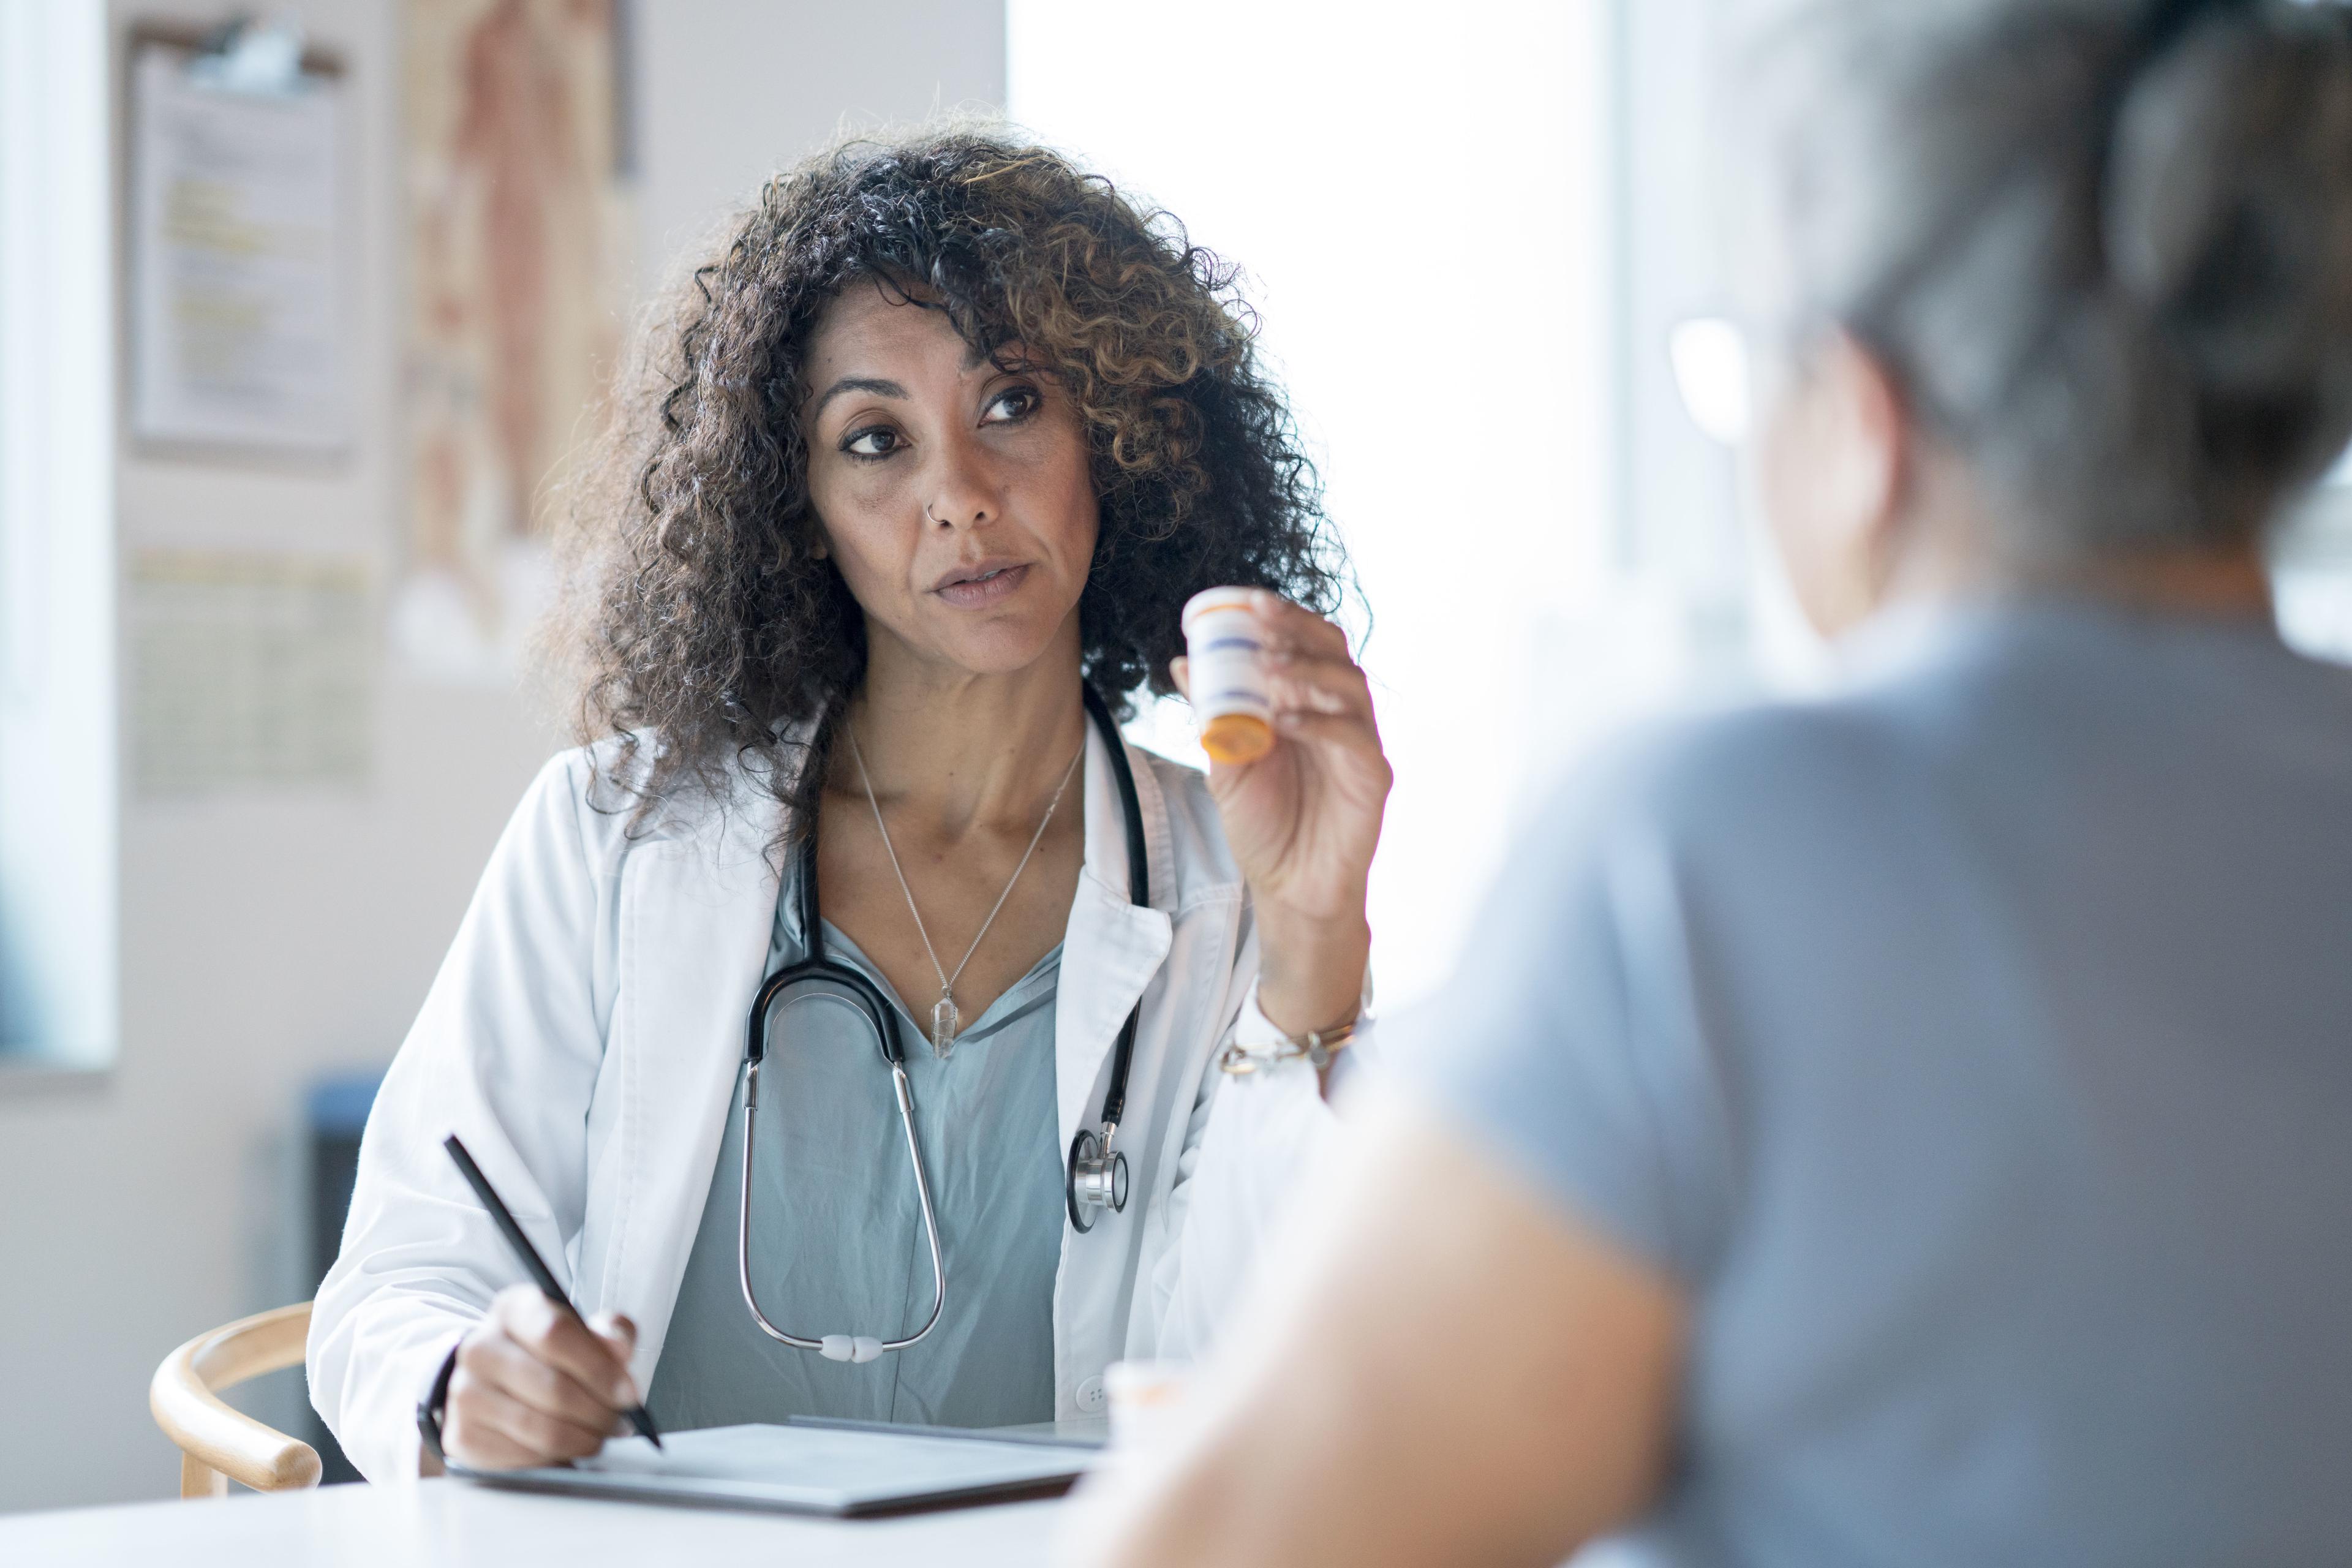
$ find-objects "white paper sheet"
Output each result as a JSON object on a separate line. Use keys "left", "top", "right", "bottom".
{"left": 129, "top": 551, "right": 373, "bottom": 799}
{"left": 461, "top": 1422, "right": 1095, "bottom": 1517}
{"left": 129, "top": 47, "right": 350, "bottom": 453}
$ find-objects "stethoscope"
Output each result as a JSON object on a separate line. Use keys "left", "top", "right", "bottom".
{"left": 735, "top": 684, "right": 1149, "bottom": 1363}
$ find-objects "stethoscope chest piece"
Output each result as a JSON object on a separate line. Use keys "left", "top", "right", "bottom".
{"left": 1065, "top": 1125, "right": 1129, "bottom": 1233}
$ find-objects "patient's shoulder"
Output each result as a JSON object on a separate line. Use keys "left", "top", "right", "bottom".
{"left": 1550, "top": 692, "right": 1928, "bottom": 870}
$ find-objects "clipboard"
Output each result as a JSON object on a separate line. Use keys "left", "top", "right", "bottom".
{"left": 124, "top": 19, "right": 352, "bottom": 458}
{"left": 448, "top": 1419, "right": 1102, "bottom": 1518}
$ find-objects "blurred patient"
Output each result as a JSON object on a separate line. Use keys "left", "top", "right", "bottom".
{"left": 1088, "top": 1, "right": 2352, "bottom": 1563}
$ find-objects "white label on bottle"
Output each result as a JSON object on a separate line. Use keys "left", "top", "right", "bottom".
{"left": 1183, "top": 603, "right": 1271, "bottom": 725}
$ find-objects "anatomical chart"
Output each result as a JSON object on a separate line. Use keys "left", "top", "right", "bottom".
{"left": 396, "top": 0, "right": 631, "bottom": 681}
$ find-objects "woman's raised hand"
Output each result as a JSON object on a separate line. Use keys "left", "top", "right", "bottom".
{"left": 439, "top": 1284, "right": 641, "bottom": 1471}
{"left": 1175, "top": 591, "right": 1389, "bottom": 1039}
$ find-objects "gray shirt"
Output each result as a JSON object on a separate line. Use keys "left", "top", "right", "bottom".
{"left": 1392, "top": 600, "right": 2352, "bottom": 1566}
{"left": 647, "top": 853, "right": 1065, "bottom": 1432}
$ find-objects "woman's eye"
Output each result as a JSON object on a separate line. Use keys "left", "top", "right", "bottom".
{"left": 842, "top": 425, "right": 900, "bottom": 458}
{"left": 983, "top": 386, "right": 1041, "bottom": 424}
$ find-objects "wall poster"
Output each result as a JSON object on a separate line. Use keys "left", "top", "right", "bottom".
{"left": 128, "top": 25, "right": 351, "bottom": 454}
{"left": 396, "top": 0, "right": 633, "bottom": 682}
{"left": 129, "top": 550, "right": 373, "bottom": 799}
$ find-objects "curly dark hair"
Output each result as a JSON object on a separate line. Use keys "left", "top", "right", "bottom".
{"left": 557, "top": 124, "right": 1348, "bottom": 830}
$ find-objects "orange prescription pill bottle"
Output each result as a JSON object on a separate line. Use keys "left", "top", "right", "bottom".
{"left": 1181, "top": 587, "right": 1275, "bottom": 766}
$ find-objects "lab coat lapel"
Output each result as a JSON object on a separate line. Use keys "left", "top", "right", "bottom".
{"left": 587, "top": 774, "right": 787, "bottom": 1374}
{"left": 1054, "top": 720, "right": 1174, "bottom": 1148}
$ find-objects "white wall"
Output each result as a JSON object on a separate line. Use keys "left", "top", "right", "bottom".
{"left": 635, "top": 0, "right": 1007, "bottom": 289}
{"left": 0, "top": 0, "right": 1002, "bottom": 1517}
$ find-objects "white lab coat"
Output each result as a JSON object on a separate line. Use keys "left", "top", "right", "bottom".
{"left": 308, "top": 720, "right": 1341, "bottom": 1481}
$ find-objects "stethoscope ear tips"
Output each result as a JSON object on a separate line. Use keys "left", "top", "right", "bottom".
{"left": 820, "top": 1335, "right": 885, "bottom": 1363}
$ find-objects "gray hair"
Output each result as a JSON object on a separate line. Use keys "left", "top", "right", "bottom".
{"left": 1747, "top": 0, "right": 2352, "bottom": 558}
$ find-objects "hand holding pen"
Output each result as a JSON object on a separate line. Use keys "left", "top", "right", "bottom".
{"left": 437, "top": 1135, "right": 662, "bottom": 1469}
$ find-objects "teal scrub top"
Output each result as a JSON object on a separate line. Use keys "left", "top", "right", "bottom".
{"left": 646, "top": 850, "right": 1066, "bottom": 1431}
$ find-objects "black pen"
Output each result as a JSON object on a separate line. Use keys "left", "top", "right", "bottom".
{"left": 441, "top": 1133, "right": 664, "bottom": 1449}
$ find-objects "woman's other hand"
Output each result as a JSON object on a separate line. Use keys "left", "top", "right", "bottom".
{"left": 439, "top": 1284, "right": 641, "bottom": 1471}
{"left": 1174, "top": 590, "right": 1389, "bottom": 1038}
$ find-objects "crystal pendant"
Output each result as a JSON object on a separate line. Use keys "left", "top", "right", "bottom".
{"left": 930, "top": 992, "right": 960, "bottom": 1056}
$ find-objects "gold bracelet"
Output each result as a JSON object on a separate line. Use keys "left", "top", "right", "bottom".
{"left": 1218, "top": 1014, "right": 1359, "bottom": 1076}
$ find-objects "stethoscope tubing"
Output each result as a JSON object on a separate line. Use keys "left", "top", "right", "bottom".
{"left": 734, "top": 685, "right": 1148, "bottom": 1356}
{"left": 1065, "top": 684, "right": 1148, "bottom": 1233}
{"left": 737, "top": 1052, "right": 947, "bottom": 1355}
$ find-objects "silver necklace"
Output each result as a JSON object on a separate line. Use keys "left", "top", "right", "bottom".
{"left": 846, "top": 723, "right": 1085, "bottom": 1055}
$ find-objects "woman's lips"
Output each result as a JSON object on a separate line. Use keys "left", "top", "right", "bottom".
{"left": 933, "top": 562, "right": 1031, "bottom": 609}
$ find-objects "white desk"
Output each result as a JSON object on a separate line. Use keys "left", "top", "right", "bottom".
{"left": 0, "top": 1477, "right": 1065, "bottom": 1566}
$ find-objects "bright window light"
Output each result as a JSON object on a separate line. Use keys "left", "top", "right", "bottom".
{"left": 0, "top": 0, "right": 116, "bottom": 1068}
{"left": 1669, "top": 315, "right": 1751, "bottom": 447}
{"left": 1011, "top": 0, "right": 1613, "bottom": 1008}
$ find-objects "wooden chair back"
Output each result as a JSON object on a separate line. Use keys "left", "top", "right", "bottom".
{"left": 149, "top": 1302, "right": 324, "bottom": 1497}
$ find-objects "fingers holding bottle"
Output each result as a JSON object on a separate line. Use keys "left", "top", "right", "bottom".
{"left": 1179, "top": 589, "right": 1390, "bottom": 881}
{"left": 1178, "top": 588, "right": 1389, "bottom": 1038}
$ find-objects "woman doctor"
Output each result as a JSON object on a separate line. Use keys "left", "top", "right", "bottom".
{"left": 306, "top": 128, "right": 1387, "bottom": 1478}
